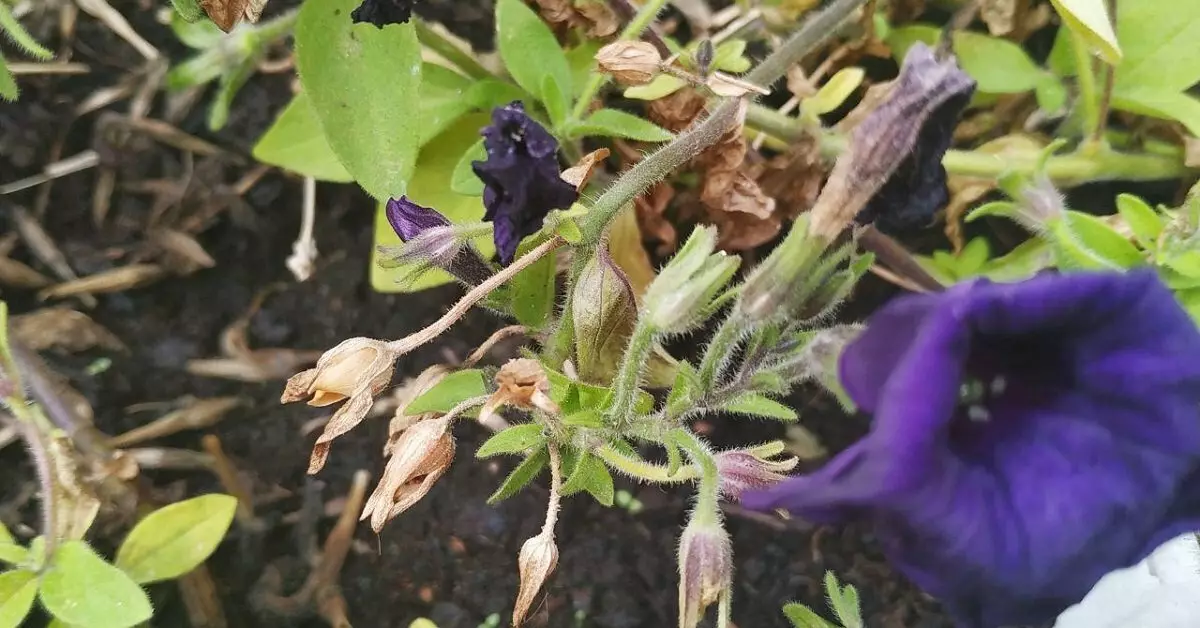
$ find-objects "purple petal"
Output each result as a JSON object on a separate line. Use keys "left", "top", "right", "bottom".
{"left": 385, "top": 196, "right": 450, "bottom": 242}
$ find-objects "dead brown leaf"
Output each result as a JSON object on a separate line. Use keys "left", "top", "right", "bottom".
{"left": 110, "top": 396, "right": 247, "bottom": 448}
{"left": 980, "top": 0, "right": 1017, "bottom": 36}
{"left": 561, "top": 148, "right": 610, "bottom": 191}
{"left": 607, "top": 204, "right": 657, "bottom": 298}
{"left": 755, "top": 134, "right": 828, "bottom": 220}
{"left": 531, "top": 0, "right": 617, "bottom": 38}
{"left": 634, "top": 181, "right": 678, "bottom": 256}
{"left": 0, "top": 256, "right": 53, "bottom": 289}
{"left": 11, "top": 307, "right": 126, "bottom": 353}
{"left": 148, "top": 229, "right": 216, "bottom": 274}
{"left": 200, "top": 0, "right": 268, "bottom": 32}
{"left": 38, "top": 264, "right": 167, "bottom": 301}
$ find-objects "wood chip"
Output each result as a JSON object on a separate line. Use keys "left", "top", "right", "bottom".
{"left": 38, "top": 264, "right": 167, "bottom": 300}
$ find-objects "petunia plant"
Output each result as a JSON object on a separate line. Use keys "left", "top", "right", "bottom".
{"left": 168, "top": 0, "right": 1200, "bottom": 626}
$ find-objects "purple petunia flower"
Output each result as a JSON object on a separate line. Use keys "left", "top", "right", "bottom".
{"left": 384, "top": 196, "right": 493, "bottom": 286}
{"left": 472, "top": 102, "right": 578, "bottom": 265}
{"left": 742, "top": 270, "right": 1200, "bottom": 628}
{"left": 351, "top": 0, "right": 415, "bottom": 28}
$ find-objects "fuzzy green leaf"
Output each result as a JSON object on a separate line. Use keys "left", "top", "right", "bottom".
{"left": 507, "top": 240, "right": 557, "bottom": 329}
{"left": 0, "top": 570, "right": 38, "bottom": 628}
{"left": 39, "top": 541, "right": 152, "bottom": 628}
{"left": 720, "top": 392, "right": 799, "bottom": 421}
{"left": 169, "top": 0, "right": 206, "bottom": 22}
{"left": 1164, "top": 251, "right": 1200, "bottom": 279}
{"left": 496, "top": 0, "right": 571, "bottom": 112}
{"left": 253, "top": 91, "right": 354, "bottom": 182}
{"left": 488, "top": 448, "right": 549, "bottom": 503}
{"left": 406, "top": 369, "right": 488, "bottom": 415}
{"left": 0, "top": 4, "right": 53, "bottom": 60}
{"left": 1113, "top": 0, "right": 1200, "bottom": 93}
{"left": 1110, "top": 87, "right": 1200, "bottom": 136}
{"left": 570, "top": 109, "right": 674, "bottom": 142}
{"left": 542, "top": 75, "right": 569, "bottom": 128}
{"left": 476, "top": 424, "right": 546, "bottom": 458}
{"left": 1049, "top": 0, "right": 1121, "bottom": 64}
{"left": 450, "top": 139, "right": 487, "bottom": 196}
{"left": 1115, "top": 194, "right": 1164, "bottom": 246}
{"left": 0, "top": 58, "right": 17, "bottom": 102}
{"left": 805, "top": 68, "right": 865, "bottom": 117}
{"left": 623, "top": 74, "right": 687, "bottom": 100}
{"left": 295, "top": 0, "right": 423, "bottom": 200}
{"left": 561, "top": 452, "right": 615, "bottom": 506}
{"left": 114, "top": 494, "right": 237, "bottom": 584}
{"left": 825, "top": 571, "right": 863, "bottom": 628}
{"left": 782, "top": 603, "right": 839, "bottom": 628}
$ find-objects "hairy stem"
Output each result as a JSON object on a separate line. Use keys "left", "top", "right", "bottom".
{"left": 595, "top": 443, "right": 697, "bottom": 483}
{"left": 696, "top": 313, "right": 743, "bottom": 390}
{"left": 543, "top": 441, "right": 563, "bottom": 534}
{"left": 671, "top": 429, "right": 720, "bottom": 525}
{"left": 386, "top": 237, "right": 566, "bottom": 356}
{"left": 605, "top": 319, "right": 657, "bottom": 426}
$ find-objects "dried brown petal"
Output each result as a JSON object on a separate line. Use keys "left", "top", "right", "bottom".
{"left": 561, "top": 148, "right": 611, "bottom": 191}
{"left": 980, "top": 0, "right": 1017, "bottom": 36}
{"left": 635, "top": 181, "right": 678, "bottom": 256}
{"left": 595, "top": 41, "right": 663, "bottom": 85}
{"left": 200, "top": 0, "right": 268, "bottom": 32}
{"left": 723, "top": 173, "right": 776, "bottom": 220}
{"left": 361, "top": 416, "right": 455, "bottom": 531}
{"left": 756, "top": 134, "right": 828, "bottom": 220}
{"left": 707, "top": 207, "right": 782, "bottom": 251}
{"left": 531, "top": 0, "right": 617, "bottom": 38}
{"left": 704, "top": 72, "right": 770, "bottom": 97}
{"left": 513, "top": 531, "right": 559, "bottom": 627}
{"left": 482, "top": 358, "right": 560, "bottom": 421}
{"left": 648, "top": 88, "right": 708, "bottom": 134}
{"left": 11, "top": 307, "right": 126, "bottom": 353}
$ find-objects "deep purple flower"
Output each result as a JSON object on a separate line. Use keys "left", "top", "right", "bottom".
{"left": 742, "top": 270, "right": 1200, "bottom": 628}
{"left": 351, "top": 0, "right": 414, "bottom": 28}
{"left": 383, "top": 196, "right": 493, "bottom": 286}
{"left": 472, "top": 102, "right": 578, "bottom": 265}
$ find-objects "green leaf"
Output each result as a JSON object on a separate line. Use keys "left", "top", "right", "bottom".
{"left": 979, "top": 238, "right": 1053, "bottom": 282}
{"left": 566, "top": 40, "right": 603, "bottom": 98}
{"left": 569, "top": 109, "right": 674, "bottom": 142}
{"left": 1113, "top": 0, "right": 1200, "bottom": 93}
{"left": 371, "top": 115, "right": 495, "bottom": 293}
{"left": 0, "top": 4, "right": 53, "bottom": 60}
{"left": 805, "top": 68, "right": 865, "bottom": 117}
{"left": 0, "top": 58, "right": 17, "bottom": 102}
{"left": 1049, "top": 0, "right": 1121, "bottom": 64}
{"left": 1047, "top": 211, "right": 1145, "bottom": 270}
{"left": 476, "top": 424, "right": 546, "bottom": 458}
{"left": 623, "top": 74, "right": 688, "bottom": 100}
{"left": 496, "top": 0, "right": 571, "bottom": 111}
{"left": 0, "top": 570, "right": 38, "bottom": 628}
{"left": 782, "top": 603, "right": 839, "bottom": 628}
{"left": 712, "top": 40, "right": 752, "bottom": 73}
{"left": 1110, "top": 87, "right": 1200, "bottom": 136}
{"left": 450, "top": 139, "right": 487, "bottom": 196}
{"left": 544, "top": 366, "right": 654, "bottom": 416}
{"left": 409, "top": 620, "right": 440, "bottom": 628}
{"left": 958, "top": 237, "right": 992, "bottom": 276}
{"left": 1115, "top": 194, "right": 1164, "bottom": 246}
{"left": 295, "top": 0, "right": 423, "bottom": 200}
{"left": 0, "top": 543, "right": 27, "bottom": 567}
{"left": 114, "top": 494, "right": 237, "bottom": 584}
{"left": 1176, "top": 287, "right": 1200, "bottom": 324}
{"left": 888, "top": 25, "right": 1059, "bottom": 94}
{"left": 488, "top": 447, "right": 549, "bottom": 503}
{"left": 542, "top": 75, "right": 569, "bottom": 128}
{"left": 825, "top": 571, "right": 862, "bottom": 628}
{"left": 406, "top": 369, "right": 488, "bottom": 415}
{"left": 169, "top": 9, "right": 224, "bottom": 49}
{"left": 560, "top": 452, "right": 615, "bottom": 506}
{"left": 465, "top": 80, "right": 528, "bottom": 110}
{"left": 1163, "top": 250, "right": 1200, "bottom": 279}
{"left": 207, "top": 59, "right": 255, "bottom": 131}
{"left": 507, "top": 242, "right": 557, "bottom": 329}
{"left": 562, "top": 409, "right": 604, "bottom": 428}
{"left": 720, "top": 392, "right": 798, "bottom": 421}
{"left": 253, "top": 91, "right": 354, "bottom": 182}
{"left": 169, "top": 0, "right": 206, "bottom": 22}
{"left": 39, "top": 541, "right": 152, "bottom": 628}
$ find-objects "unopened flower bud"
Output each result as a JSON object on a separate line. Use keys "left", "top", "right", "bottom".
{"left": 715, "top": 442, "right": 798, "bottom": 501}
{"left": 282, "top": 337, "right": 398, "bottom": 473}
{"left": 1010, "top": 174, "right": 1066, "bottom": 230}
{"left": 677, "top": 518, "right": 733, "bottom": 628}
{"left": 572, "top": 247, "right": 637, "bottom": 384}
{"left": 361, "top": 415, "right": 455, "bottom": 531}
{"left": 513, "top": 531, "right": 559, "bottom": 626}
{"left": 643, "top": 226, "right": 740, "bottom": 334}
{"left": 383, "top": 196, "right": 494, "bottom": 286}
{"left": 595, "top": 41, "right": 663, "bottom": 85}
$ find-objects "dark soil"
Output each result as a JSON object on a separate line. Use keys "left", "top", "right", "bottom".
{"left": 0, "top": 2, "right": 952, "bottom": 627}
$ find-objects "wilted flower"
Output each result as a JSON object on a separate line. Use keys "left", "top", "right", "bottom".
{"left": 595, "top": 41, "right": 663, "bottom": 85}
{"left": 714, "top": 443, "right": 798, "bottom": 502}
{"left": 282, "top": 338, "right": 397, "bottom": 473}
{"left": 351, "top": 0, "right": 414, "bottom": 28}
{"left": 560, "top": 148, "right": 610, "bottom": 192}
{"left": 361, "top": 415, "right": 454, "bottom": 532}
{"left": 382, "top": 196, "right": 494, "bottom": 286}
{"left": 513, "top": 530, "right": 559, "bottom": 626}
{"left": 642, "top": 226, "right": 740, "bottom": 334}
{"left": 472, "top": 102, "right": 579, "bottom": 264}
{"left": 677, "top": 517, "right": 733, "bottom": 628}
{"left": 742, "top": 270, "right": 1200, "bottom": 628}
{"left": 480, "top": 358, "right": 560, "bottom": 424}
{"left": 807, "top": 42, "right": 975, "bottom": 239}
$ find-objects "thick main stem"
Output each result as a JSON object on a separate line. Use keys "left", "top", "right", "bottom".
{"left": 605, "top": 319, "right": 657, "bottom": 425}
{"left": 386, "top": 237, "right": 566, "bottom": 355}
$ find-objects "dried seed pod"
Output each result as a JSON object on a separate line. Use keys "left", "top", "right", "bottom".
{"left": 595, "top": 41, "right": 664, "bottom": 85}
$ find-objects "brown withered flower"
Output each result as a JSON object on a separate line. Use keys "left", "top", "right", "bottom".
{"left": 282, "top": 338, "right": 398, "bottom": 473}
{"left": 480, "top": 358, "right": 560, "bottom": 424}
{"left": 361, "top": 415, "right": 455, "bottom": 532}
{"left": 531, "top": 0, "right": 618, "bottom": 38}
{"left": 807, "top": 42, "right": 976, "bottom": 240}
{"left": 513, "top": 530, "right": 559, "bottom": 626}
{"left": 595, "top": 41, "right": 663, "bottom": 85}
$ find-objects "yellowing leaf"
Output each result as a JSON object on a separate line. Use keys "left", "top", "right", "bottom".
{"left": 252, "top": 91, "right": 353, "bottom": 182}
{"left": 1050, "top": 0, "right": 1121, "bottom": 64}
{"left": 0, "top": 570, "right": 38, "bottom": 628}
{"left": 39, "top": 541, "right": 152, "bottom": 628}
{"left": 114, "top": 494, "right": 237, "bottom": 584}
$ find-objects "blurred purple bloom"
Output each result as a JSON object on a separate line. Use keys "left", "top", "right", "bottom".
{"left": 472, "top": 102, "right": 578, "bottom": 265}
{"left": 384, "top": 196, "right": 493, "bottom": 286}
{"left": 351, "top": 0, "right": 415, "bottom": 28}
{"left": 743, "top": 270, "right": 1200, "bottom": 628}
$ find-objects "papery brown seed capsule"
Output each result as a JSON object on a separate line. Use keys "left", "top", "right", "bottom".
{"left": 595, "top": 41, "right": 664, "bottom": 85}
{"left": 513, "top": 531, "right": 559, "bottom": 626}
{"left": 677, "top": 519, "right": 733, "bottom": 628}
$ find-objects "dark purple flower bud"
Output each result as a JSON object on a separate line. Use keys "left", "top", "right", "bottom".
{"left": 742, "top": 269, "right": 1200, "bottom": 628}
{"left": 472, "top": 102, "right": 579, "bottom": 265}
{"left": 351, "top": 0, "right": 415, "bottom": 28}
{"left": 808, "top": 43, "right": 975, "bottom": 239}
{"left": 383, "top": 196, "right": 494, "bottom": 287}
{"left": 714, "top": 444, "right": 797, "bottom": 502}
